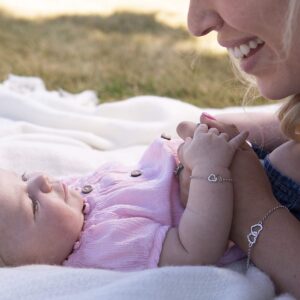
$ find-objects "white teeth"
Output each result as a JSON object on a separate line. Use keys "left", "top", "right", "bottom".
{"left": 234, "top": 47, "right": 243, "bottom": 59}
{"left": 240, "top": 44, "right": 250, "bottom": 56}
{"left": 249, "top": 40, "right": 257, "bottom": 49}
{"left": 256, "top": 38, "right": 263, "bottom": 44}
{"left": 228, "top": 37, "right": 264, "bottom": 59}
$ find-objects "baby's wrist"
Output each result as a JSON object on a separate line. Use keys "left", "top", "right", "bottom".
{"left": 190, "top": 166, "right": 232, "bottom": 184}
{"left": 191, "top": 165, "right": 231, "bottom": 178}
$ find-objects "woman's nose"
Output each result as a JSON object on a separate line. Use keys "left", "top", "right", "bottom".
{"left": 28, "top": 174, "right": 52, "bottom": 193}
{"left": 188, "top": 2, "right": 224, "bottom": 36}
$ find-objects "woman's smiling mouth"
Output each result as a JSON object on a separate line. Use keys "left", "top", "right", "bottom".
{"left": 228, "top": 37, "right": 265, "bottom": 59}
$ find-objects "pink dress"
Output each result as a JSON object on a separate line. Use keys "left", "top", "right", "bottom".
{"left": 63, "top": 137, "right": 244, "bottom": 271}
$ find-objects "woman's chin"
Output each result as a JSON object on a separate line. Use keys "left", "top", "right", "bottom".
{"left": 256, "top": 72, "right": 299, "bottom": 100}
{"left": 258, "top": 81, "right": 292, "bottom": 100}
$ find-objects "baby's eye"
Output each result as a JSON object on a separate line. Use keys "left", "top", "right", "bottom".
{"left": 32, "top": 199, "right": 39, "bottom": 214}
{"left": 27, "top": 192, "right": 38, "bottom": 215}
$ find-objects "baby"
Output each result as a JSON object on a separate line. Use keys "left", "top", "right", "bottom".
{"left": 0, "top": 124, "right": 248, "bottom": 270}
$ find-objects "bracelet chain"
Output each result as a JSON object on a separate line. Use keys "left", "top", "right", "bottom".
{"left": 246, "top": 205, "right": 288, "bottom": 269}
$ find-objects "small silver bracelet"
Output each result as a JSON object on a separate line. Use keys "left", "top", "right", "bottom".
{"left": 190, "top": 173, "right": 233, "bottom": 183}
{"left": 246, "top": 205, "right": 288, "bottom": 269}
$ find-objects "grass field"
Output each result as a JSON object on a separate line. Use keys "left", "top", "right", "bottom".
{"left": 0, "top": 9, "right": 267, "bottom": 107}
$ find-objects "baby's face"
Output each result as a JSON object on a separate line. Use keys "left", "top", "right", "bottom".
{"left": 0, "top": 170, "right": 84, "bottom": 266}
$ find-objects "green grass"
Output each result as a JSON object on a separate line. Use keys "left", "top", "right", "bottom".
{"left": 0, "top": 10, "right": 267, "bottom": 107}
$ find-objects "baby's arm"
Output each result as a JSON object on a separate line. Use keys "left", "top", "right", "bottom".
{"left": 159, "top": 125, "right": 248, "bottom": 266}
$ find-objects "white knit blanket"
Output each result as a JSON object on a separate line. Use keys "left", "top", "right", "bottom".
{"left": 0, "top": 75, "right": 293, "bottom": 300}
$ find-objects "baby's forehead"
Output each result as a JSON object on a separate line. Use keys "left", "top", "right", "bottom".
{"left": 0, "top": 170, "right": 18, "bottom": 185}
{"left": 0, "top": 168, "right": 14, "bottom": 174}
{"left": 2, "top": 169, "right": 24, "bottom": 182}
{"left": 0, "top": 171, "right": 23, "bottom": 205}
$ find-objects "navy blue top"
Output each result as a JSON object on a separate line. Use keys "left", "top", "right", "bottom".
{"left": 252, "top": 144, "right": 300, "bottom": 220}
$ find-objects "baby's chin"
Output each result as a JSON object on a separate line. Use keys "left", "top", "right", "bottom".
{"left": 67, "top": 187, "right": 85, "bottom": 213}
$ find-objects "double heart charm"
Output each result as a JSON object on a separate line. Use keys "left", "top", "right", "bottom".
{"left": 247, "top": 222, "right": 263, "bottom": 247}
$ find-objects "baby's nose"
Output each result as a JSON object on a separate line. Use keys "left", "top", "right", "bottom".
{"left": 29, "top": 174, "right": 53, "bottom": 193}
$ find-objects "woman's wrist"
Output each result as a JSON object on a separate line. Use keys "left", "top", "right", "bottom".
{"left": 245, "top": 204, "right": 289, "bottom": 269}
{"left": 230, "top": 196, "right": 281, "bottom": 251}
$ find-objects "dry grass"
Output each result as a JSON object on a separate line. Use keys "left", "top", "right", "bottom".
{"left": 0, "top": 10, "right": 267, "bottom": 107}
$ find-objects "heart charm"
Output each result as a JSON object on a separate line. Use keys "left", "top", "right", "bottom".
{"left": 208, "top": 174, "right": 218, "bottom": 182}
{"left": 247, "top": 233, "right": 257, "bottom": 245}
{"left": 247, "top": 222, "right": 263, "bottom": 247}
{"left": 250, "top": 223, "right": 263, "bottom": 236}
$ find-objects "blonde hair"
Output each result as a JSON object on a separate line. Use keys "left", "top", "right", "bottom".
{"left": 275, "top": 0, "right": 300, "bottom": 142}
{"left": 278, "top": 96, "right": 300, "bottom": 142}
{"left": 230, "top": 0, "right": 300, "bottom": 140}
{"left": 284, "top": 0, "right": 300, "bottom": 55}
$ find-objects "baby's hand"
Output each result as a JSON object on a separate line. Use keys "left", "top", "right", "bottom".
{"left": 181, "top": 123, "right": 248, "bottom": 170}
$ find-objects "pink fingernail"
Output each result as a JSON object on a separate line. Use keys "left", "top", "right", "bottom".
{"left": 201, "top": 112, "right": 216, "bottom": 120}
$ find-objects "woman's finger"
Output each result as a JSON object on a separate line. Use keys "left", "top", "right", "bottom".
{"left": 200, "top": 115, "right": 225, "bottom": 131}
{"left": 176, "top": 121, "right": 197, "bottom": 139}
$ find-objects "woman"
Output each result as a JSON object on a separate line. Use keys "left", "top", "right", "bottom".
{"left": 177, "top": 0, "right": 300, "bottom": 297}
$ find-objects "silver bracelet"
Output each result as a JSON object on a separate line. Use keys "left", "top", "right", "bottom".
{"left": 190, "top": 173, "right": 233, "bottom": 183}
{"left": 246, "top": 205, "right": 288, "bottom": 269}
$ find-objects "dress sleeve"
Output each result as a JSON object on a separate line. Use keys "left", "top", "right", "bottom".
{"left": 64, "top": 215, "right": 170, "bottom": 271}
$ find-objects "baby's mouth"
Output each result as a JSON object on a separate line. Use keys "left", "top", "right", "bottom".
{"left": 62, "top": 183, "right": 68, "bottom": 202}
{"left": 82, "top": 201, "right": 90, "bottom": 214}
